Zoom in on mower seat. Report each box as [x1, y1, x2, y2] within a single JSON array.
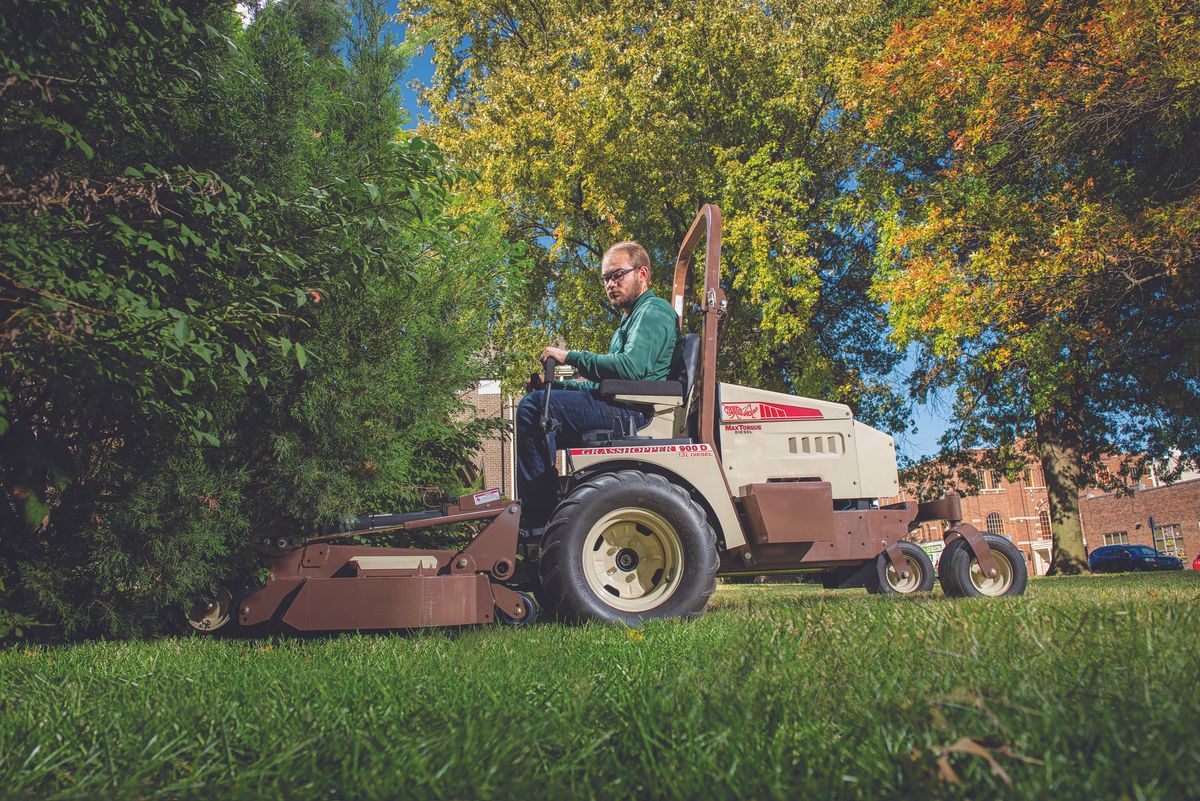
[[580, 333, 701, 444]]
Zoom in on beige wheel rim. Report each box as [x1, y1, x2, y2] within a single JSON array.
[[969, 551, 1015, 596], [885, 556, 924, 593], [186, 586, 232, 632], [582, 507, 684, 612]]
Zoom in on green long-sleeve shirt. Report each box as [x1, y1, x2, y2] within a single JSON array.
[[563, 289, 679, 390]]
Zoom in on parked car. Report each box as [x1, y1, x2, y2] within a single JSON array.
[[1088, 545, 1183, 573], [1192, 553, 1200, 572]]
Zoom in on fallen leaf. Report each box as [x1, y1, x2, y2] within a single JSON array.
[[936, 737, 1012, 787]]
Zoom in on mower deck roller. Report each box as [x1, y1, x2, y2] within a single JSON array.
[[195, 204, 1025, 634]]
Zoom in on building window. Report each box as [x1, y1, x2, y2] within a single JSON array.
[[986, 512, 1004, 536], [1103, 531, 1129, 546], [1153, 523, 1184, 558], [981, 470, 996, 491], [1038, 510, 1052, 540], [1027, 465, 1045, 488]]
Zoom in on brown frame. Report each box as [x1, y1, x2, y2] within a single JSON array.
[[671, 204, 725, 451]]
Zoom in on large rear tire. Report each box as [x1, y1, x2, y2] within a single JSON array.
[[866, 541, 936, 595], [537, 470, 718, 624], [939, 534, 1028, 598]]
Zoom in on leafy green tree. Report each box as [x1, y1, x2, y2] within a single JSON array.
[[402, 0, 905, 425], [0, 0, 522, 636], [850, 0, 1200, 572]]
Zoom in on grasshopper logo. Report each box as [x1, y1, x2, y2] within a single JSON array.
[[721, 402, 824, 421]]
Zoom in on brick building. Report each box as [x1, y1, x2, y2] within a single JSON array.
[[461, 380, 518, 499], [1079, 478, 1200, 564], [900, 458, 1200, 576]]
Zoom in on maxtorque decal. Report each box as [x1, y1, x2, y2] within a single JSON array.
[[569, 444, 711, 456], [722, 402, 823, 422]]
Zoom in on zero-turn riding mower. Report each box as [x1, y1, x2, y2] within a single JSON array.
[[187, 205, 1028, 634]]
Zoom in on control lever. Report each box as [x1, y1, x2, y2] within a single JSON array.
[[539, 358, 561, 467]]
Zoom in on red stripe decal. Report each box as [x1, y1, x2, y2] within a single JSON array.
[[721, 402, 823, 422]]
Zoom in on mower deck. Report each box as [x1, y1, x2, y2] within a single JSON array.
[[236, 491, 532, 632]]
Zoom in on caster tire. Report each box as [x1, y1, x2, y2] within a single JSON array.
[[866, 541, 936, 595], [186, 586, 234, 633], [939, 534, 1028, 598], [496, 591, 539, 626], [537, 470, 718, 624]]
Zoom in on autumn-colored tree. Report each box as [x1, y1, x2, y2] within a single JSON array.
[[852, 0, 1200, 571], [402, 0, 906, 426]]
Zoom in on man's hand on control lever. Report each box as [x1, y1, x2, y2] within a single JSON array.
[[539, 346, 568, 365], [527, 346, 569, 392]]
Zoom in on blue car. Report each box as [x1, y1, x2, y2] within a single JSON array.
[[1088, 544, 1184, 573]]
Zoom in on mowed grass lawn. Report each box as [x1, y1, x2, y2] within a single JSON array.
[[2, 573, 1198, 801]]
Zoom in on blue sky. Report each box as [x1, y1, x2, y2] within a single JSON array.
[[393, 30, 949, 461], [397, 37, 433, 129]]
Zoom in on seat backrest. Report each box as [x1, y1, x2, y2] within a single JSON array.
[[670, 333, 701, 400], [669, 333, 701, 440]]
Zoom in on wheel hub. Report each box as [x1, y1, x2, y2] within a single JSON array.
[[886, 558, 922, 593], [581, 507, 684, 612], [186, 586, 233, 632], [970, 552, 1014, 595], [615, 548, 639, 571]]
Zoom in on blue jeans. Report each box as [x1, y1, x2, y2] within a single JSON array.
[[516, 388, 648, 528]]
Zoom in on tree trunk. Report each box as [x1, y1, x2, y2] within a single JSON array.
[[1035, 409, 1090, 575]]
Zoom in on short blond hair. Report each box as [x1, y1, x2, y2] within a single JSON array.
[[603, 241, 651, 277]]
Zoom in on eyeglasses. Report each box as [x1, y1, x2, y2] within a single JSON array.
[[601, 266, 637, 284]]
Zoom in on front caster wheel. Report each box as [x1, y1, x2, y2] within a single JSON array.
[[866, 541, 936, 595], [537, 470, 718, 624], [939, 534, 1028, 598], [496, 591, 539, 626], [186, 586, 233, 633]]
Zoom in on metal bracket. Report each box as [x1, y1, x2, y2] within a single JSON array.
[[881, 542, 910, 580], [450, 554, 477, 574], [948, 523, 1001, 578], [491, 584, 532, 622], [301, 545, 329, 568]]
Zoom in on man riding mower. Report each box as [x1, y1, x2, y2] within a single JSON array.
[[187, 205, 1027, 634]]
